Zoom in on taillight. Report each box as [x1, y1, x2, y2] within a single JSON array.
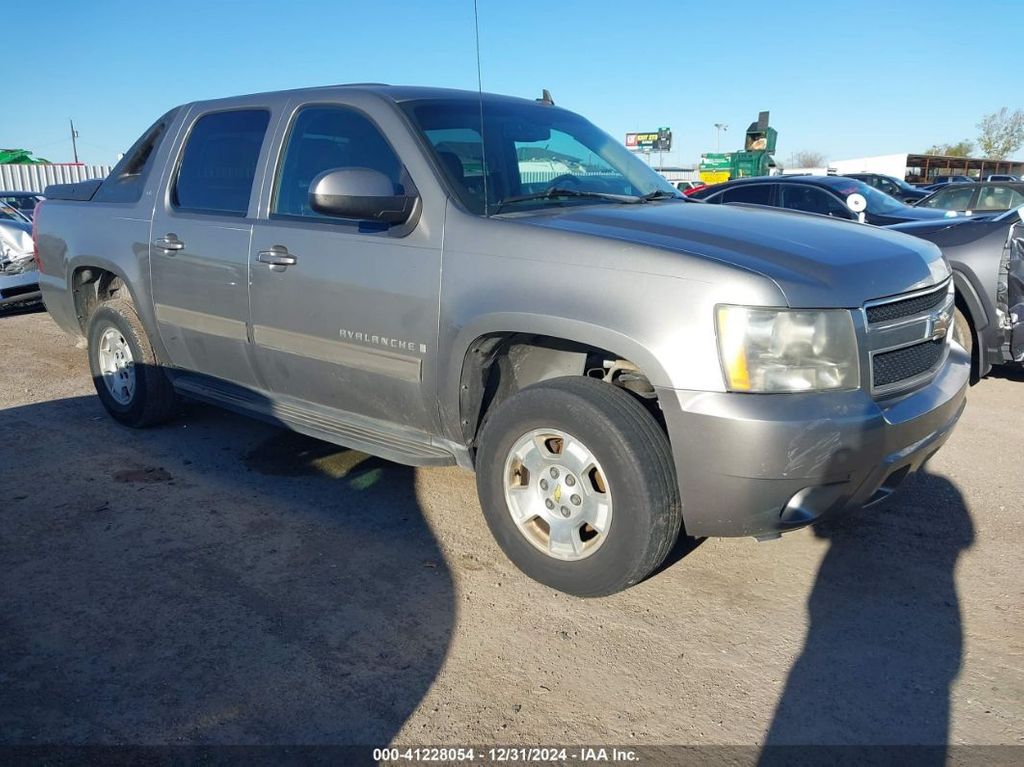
[[31, 200, 43, 273]]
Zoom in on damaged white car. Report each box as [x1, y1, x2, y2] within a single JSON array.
[[0, 216, 40, 310]]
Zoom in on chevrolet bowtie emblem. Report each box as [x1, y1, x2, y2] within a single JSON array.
[[554, 484, 562, 503], [930, 311, 951, 342]]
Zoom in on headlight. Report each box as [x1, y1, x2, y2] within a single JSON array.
[[716, 306, 860, 392]]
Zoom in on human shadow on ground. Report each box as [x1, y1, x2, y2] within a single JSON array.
[[761, 469, 973, 759]]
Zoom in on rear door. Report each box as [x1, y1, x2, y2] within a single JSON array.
[[150, 105, 276, 386], [246, 96, 444, 433]]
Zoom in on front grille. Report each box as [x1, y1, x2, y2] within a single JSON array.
[[872, 339, 945, 388], [866, 286, 947, 324]]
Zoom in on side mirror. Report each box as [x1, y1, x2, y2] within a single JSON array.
[[309, 168, 416, 225]]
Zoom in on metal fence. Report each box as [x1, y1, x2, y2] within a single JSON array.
[[1, 164, 111, 193]]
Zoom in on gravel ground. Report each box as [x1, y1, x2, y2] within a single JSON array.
[[0, 308, 1020, 749]]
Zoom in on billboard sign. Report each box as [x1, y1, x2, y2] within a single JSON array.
[[626, 127, 672, 152]]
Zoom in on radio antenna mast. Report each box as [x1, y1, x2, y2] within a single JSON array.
[[473, 0, 489, 215]]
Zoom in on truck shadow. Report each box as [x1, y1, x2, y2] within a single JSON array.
[[761, 468, 973, 756], [0, 390, 455, 746]]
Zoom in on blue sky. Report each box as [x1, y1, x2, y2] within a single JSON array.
[[8, 0, 1021, 167]]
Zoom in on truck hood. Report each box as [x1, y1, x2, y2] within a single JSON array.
[[517, 201, 948, 307]]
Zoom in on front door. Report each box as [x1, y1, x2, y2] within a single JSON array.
[[248, 101, 442, 433], [150, 107, 273, 387]]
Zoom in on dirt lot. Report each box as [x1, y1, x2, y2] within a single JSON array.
[[1, 308, 1021, 749]]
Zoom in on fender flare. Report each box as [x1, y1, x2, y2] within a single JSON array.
[[951, 265, 997, 378], [440, 312, 674, 444], [951, 266, 989, 332], [66, 255, 170, 363]]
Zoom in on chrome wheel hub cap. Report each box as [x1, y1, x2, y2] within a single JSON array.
[[503, 428, 613, 561], [97, 326, 136, 406]]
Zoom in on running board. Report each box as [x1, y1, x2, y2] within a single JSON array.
[[172, 374, 460, 468]]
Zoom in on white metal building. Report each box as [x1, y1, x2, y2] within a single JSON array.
[[0, 164, 111, 193], [829, 153, 1024, 182]]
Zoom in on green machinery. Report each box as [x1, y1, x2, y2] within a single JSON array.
[[0, 149, 50, 164], [699, 111, 777, 185]]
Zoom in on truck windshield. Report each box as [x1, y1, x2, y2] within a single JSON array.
[[401, 98, 680, 215]]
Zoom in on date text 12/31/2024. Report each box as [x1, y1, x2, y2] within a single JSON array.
[[374, 746, 640, 763]]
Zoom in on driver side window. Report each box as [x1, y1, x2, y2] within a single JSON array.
[[878, 178, 898, 196], [779, 185, 852, 218], [273, 105, 403, 219]]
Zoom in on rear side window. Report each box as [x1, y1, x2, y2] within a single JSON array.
[[273, 105, 403, 219], [974, 186, 1024, 210], [94, 108, 178, 204], [721, 184, 773, 206], [173, 109, 270, 216]]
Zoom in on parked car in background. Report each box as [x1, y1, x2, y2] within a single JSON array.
[[0, 191, 44, 220], [33, 83, 969, 596], [690, 175, 955, 225], [0, 218, 40, 311], [1, 200, 31, 225], [890, 207, 1024, 378], [983, 174, 1020, 182], [680, 182, 706, 196], [930, 175, 975, 186], [846, 173, 928, 203], [673, 180, 703, 192], [916, 182, 1024, 215]]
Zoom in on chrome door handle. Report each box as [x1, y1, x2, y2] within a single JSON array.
[[153, 234, 185, 251], [257, 248, 297, 268]]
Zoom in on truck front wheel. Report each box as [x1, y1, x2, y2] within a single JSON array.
[[86, 298, 177, 427], [475, 377, 683, 597]]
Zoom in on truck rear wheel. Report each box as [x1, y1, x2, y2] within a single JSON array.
[[86, 298, 177, 427], [475, 377, 682, 597]]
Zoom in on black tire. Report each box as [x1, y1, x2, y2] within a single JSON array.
[[86, 297, 177, 427], [475, 376, 682, 597]]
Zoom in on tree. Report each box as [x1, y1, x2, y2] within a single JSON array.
[[976, 107, 1024, 159], [787, 150, 826, 168], [924, 141, 974, 157]]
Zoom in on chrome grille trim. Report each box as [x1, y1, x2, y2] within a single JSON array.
[[862, 279, 954, 397]]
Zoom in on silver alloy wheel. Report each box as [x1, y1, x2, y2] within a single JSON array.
[[97, 325, 136, 406], [503, 428, 613, 561]]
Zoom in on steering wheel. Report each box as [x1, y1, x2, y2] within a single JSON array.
[[544, 173, 583, 190]]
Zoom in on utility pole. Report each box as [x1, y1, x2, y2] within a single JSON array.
[[69, 118, 80, 164], [714, 122, 728, 152]]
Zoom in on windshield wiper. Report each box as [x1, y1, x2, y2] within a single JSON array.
[[640, 190, 684, 201], [493, 187, 643, 214]]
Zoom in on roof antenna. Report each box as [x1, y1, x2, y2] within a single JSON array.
[[473, 0, 489, 216], [537, 89, 555, 106]]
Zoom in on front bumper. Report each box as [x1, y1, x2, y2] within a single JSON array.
[[0, 269, 41, 309], [658, 345, 970, 538]]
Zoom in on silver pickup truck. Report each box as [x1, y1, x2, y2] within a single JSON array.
[[35, 85, 970, 596]]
